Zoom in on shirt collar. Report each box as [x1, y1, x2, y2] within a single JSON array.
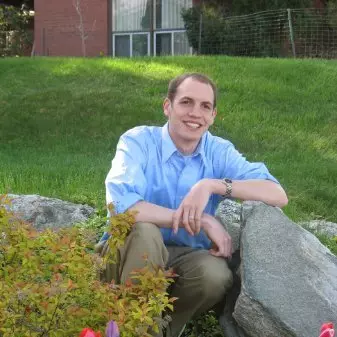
[[161, 122, 207, 166]]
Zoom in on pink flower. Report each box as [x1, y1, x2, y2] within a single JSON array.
[[79, 328, 102, 337], [319, 322, 335, 337], [105, 320, 120, 337]]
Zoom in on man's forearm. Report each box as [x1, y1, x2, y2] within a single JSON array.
[[206, 179, 288, 208], [129, 201, 175, 228], [127, 179, 288, 229]]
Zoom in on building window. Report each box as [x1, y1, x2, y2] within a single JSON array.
[[113, 0, 150, 32], [155, 0, 192, 29], [114, 35, 130, 57], [155, 30, 191, 56], [113, 33, 150, 57], [112, 0, 192, 57]]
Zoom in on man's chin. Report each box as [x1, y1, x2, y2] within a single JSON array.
[[180, 133, 203, 143]]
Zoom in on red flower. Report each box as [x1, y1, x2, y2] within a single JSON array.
[[79, 328, 102, 337], [319, 322, 335, 337]]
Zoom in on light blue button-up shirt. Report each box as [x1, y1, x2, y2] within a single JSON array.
[[103, 123, 279, 249]]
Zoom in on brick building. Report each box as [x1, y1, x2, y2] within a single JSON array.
[[34, 0, 195, 57], [33, 0, 327, 57]]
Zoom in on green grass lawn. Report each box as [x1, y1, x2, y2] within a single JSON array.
[[0, 56, 336, 226]]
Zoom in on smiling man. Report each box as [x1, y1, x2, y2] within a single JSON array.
[[97, 73, 288, 337]]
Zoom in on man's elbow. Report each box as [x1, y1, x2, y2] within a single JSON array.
[[273, 189, 288, 208], [276, 195, 288, 208], [270, 183, 288, 208]]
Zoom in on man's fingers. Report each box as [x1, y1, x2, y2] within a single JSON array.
[[188, 207, 196, 234], [209, 241, 232, 258], [224, 235, 233, 258], [194, 208, 203, 234], [172, 208, 182, 234], [209, 242, 224, 257], [182, 207, 194, 235], [209, 247, 224, 258]]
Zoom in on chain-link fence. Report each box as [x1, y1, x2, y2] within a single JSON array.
[[2, 4, 336, 59], [183, 7, 337, 58]]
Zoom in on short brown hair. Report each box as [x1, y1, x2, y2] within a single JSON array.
[[167, 73, 217, 108]]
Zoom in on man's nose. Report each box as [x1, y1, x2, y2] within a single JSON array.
[[188, 105, 202, 117]]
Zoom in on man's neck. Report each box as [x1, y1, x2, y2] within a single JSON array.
[[170, 134, 200, 155], [176, 142, 198, 155], [166, 124, 203, 155]]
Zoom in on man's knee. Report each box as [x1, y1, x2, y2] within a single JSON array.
[[197, 257, 233, 300], [132, 222, 162, 241], [119, 222, 169, 283]]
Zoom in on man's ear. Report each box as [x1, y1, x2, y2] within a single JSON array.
[[163, 98, 171, 118], [208, 108, 217, 126]]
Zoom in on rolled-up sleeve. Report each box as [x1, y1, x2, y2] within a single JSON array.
[[219, 143, 279, 184], [105, 133, 147, 214]]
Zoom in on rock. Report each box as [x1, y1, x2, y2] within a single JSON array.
[[233, 201, 337, 337], [216, 199, 242, 252], [3, 194, 337, 337], [298, 220, 337, 239], [5, 194, 95, 230], [216, 199, 249, 337], [218, 263, 250, 337]]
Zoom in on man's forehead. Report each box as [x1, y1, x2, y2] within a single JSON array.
[[175, 78, 214, 103]]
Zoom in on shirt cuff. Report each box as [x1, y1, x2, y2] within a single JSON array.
[[239, 163, 280, 185], [111, 192, 144, 214], [249, 172, 279, 185]]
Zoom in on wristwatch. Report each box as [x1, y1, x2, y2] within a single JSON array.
[[222, 178, 233, 198]]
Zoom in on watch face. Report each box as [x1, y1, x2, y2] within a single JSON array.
[[224, 178, 232, 183]]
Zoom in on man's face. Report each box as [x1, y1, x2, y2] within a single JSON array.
[[163, 77, 217, 147]]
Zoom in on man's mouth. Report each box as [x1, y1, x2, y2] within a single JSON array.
[[184, 122, 202, 129]]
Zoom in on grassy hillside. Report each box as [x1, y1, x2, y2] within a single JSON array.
[[0, 56, 336, 225]]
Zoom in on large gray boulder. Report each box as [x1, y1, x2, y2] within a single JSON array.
[[5, 194, 94, 230], [216, 199, 248, 337], [3, 195, 336, 337], [216, 199, 242, 252], [299, 220, 337, 239], [233, 202, 337, 337]]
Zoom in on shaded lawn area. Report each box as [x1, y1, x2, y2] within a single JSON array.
[[0, 56, 336, 226]]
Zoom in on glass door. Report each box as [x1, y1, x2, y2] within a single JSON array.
[[113, 33, 150, 57], [112, 0, 192, 57]]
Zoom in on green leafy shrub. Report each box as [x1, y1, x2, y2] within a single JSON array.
[[313, 233, 337, 256], [0, 195, 175, 337], [181, 6, 276, 57], [182, 2, 336, 58], [182, 310, 225, 337], [0, 5, 33, 57], [74, 207, 108, 248]]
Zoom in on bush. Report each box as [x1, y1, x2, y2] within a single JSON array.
[[0, 5, 33, 57], [181, 6, 277, 57], [0, 195, 175, 337], [181, 2, 337, 58], [182, 310, 225, 337]]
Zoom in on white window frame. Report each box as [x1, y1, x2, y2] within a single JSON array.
[[154, 30, 192, 56], [113, 32, 150, 57]]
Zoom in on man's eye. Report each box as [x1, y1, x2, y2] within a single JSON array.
[[182, 100, 190, 105], [203, 104, 211, 110]]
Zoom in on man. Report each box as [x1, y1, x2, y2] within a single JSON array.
[[97, 73, 288, 337]]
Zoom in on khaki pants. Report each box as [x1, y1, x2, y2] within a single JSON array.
[[95, 222, 233, 337]]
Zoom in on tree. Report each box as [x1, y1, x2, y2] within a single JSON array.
[[0, 0, 33, 10], [73, 0, 96, 57]]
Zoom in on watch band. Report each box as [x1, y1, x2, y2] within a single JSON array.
[[222, 178, 233, 197]]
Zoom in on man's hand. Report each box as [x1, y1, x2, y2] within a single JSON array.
[[201, 214, 233, 259], [172, 179, 212, 235]]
